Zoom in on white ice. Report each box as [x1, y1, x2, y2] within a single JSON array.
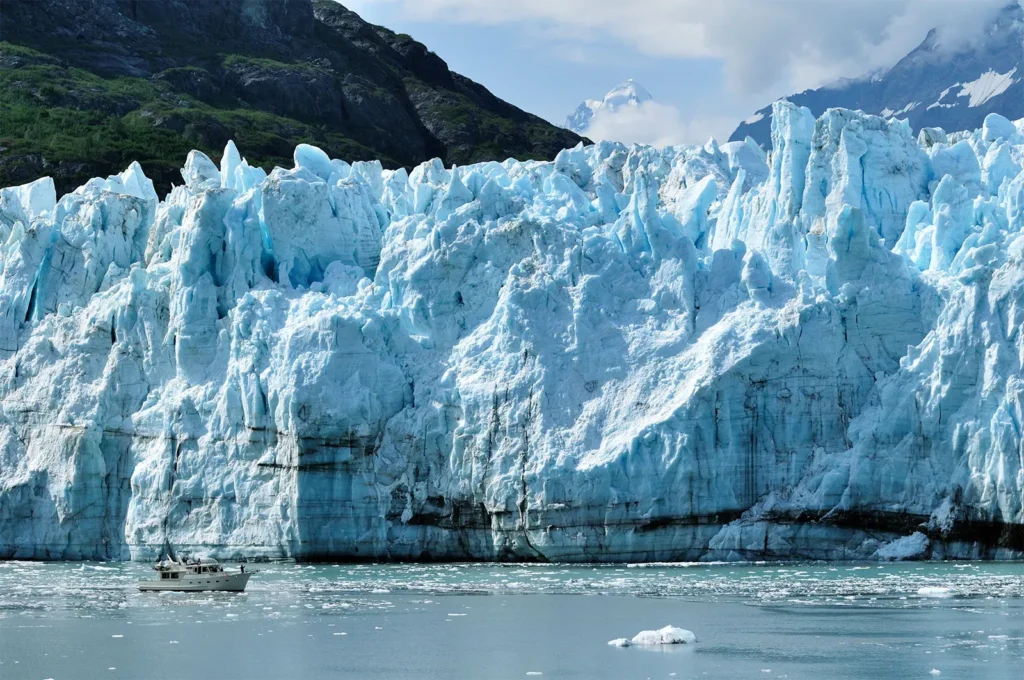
[[0, 102, 1022, 562], [917, 587, 954, 599], [629, 626, 697, 646], [874, 532, 930, 561]]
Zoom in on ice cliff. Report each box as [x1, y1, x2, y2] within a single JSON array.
[[1, 103, 1023, 562]]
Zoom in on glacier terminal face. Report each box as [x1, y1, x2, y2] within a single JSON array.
[[1, 105, 1023, 562]]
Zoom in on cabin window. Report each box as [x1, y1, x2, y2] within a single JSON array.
[[171, 573, 179, 579], [161, 573, 169, 580]]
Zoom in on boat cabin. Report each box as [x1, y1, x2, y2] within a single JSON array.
[[154, 559, 227, 579]]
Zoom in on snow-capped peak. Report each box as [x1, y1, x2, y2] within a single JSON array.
[[601, 79, 654, 108], [564, 80, 654, 134]]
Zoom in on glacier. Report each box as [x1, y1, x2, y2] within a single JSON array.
[[0, 102, 1022, 562]]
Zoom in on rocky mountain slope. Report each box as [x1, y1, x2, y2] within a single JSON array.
[[731, 3, 1023, 145], [0, 0, 583, 195], [1, 101, 1022, 561]]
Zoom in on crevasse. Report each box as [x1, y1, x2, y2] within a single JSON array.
[[0, 103, 1022, 562]]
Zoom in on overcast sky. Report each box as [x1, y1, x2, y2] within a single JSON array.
[[345, 0, 1013, 145]]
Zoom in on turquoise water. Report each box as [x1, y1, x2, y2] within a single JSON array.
[[1, 561, 1022, 679]]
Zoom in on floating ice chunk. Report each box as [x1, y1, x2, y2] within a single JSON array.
[[630, 626, 697, 645], [929, 669, 941, 676], [607, 638, 632, 647], [917, 587, 953, 598]]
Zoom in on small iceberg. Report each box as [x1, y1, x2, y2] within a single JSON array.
[[917, 586, 953, 598], [632, 626, 697, 645], [609, 625, 697, 647]]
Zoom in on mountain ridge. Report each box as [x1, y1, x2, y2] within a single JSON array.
[[731, 3, 1023, 145]]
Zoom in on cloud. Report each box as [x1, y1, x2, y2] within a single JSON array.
[[347, 0, 1013, 93], [584, 101, 736, 147]]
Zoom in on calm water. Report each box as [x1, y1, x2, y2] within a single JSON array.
[[1, 561, 1022, 680]]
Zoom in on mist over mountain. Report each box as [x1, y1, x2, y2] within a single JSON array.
[[731, 3, 1023, 145]]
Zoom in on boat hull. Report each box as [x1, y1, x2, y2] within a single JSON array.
[[138, 571, 252, 592]]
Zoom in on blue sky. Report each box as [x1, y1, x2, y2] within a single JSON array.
[[347, 2, 731, 130], [344, 0, 1012, 145], [345, 1, 750, 142]]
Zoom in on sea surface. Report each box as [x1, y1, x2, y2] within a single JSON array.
[[0, 561, 1022, 679]]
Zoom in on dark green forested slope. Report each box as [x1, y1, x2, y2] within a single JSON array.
[[0, 0, 584, 195]]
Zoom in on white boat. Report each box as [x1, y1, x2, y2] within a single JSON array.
[[138, 557, 253, 592]]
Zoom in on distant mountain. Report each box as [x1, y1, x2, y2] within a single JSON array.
[[564, 80, 654, 134], [731, 3, 1023, 145], [0, 0, 584, 195]]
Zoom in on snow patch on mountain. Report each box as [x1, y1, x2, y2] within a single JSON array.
[[882, 102, 920, 118], [957, 67, 1019, 107]]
